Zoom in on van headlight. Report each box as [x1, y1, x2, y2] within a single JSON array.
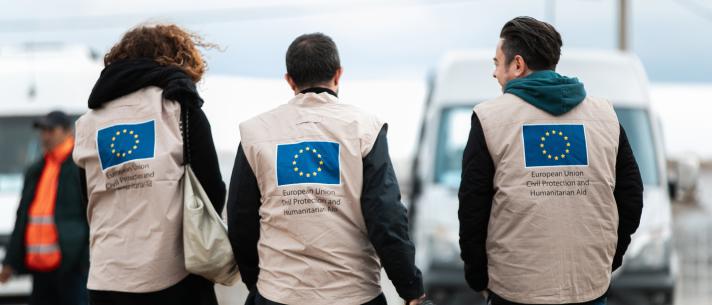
[[624, 226, 671, 271]]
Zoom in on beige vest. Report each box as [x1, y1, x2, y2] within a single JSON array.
[[73, 87, 187, 292], [474, 93, 619, 303], [239, 92, 384, 305]]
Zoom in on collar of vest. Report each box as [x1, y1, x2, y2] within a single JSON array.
[[290, 87, 339, 105], [299, 87, 338, 97]]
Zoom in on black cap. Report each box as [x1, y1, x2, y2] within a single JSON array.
[[33, 111, 72, 129]]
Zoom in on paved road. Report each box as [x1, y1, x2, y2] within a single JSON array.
[[673, 169, 712, 305]]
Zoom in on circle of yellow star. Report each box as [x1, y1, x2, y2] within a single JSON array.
[[110, 129, 139, 158], [540, 130, 572, 162], [292, 145, 325, 178]]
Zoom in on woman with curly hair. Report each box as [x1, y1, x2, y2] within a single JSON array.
[[72, 24, 225, 305]]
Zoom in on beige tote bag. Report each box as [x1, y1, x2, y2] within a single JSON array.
[[183, 164, 240, 285]]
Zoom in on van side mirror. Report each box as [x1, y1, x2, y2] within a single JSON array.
[[667, 154, 700, 202]]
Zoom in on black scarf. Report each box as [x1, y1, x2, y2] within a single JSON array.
[[88, 58, 204, 110]]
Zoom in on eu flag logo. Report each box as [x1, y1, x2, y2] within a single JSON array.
[[522, 124, 588, 168], [97, 120, 156, 171], [276, 141, 340, 186]]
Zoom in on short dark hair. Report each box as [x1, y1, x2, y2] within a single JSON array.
[[286, 33, 341, 88], [500, 16, 562, 71]]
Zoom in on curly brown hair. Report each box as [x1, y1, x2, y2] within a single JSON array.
[[104, 24, 214, 82]]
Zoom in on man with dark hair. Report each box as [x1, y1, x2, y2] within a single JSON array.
[[0, 111, 89, 305], [285, 33, 342, 89], [228, 33, 429, 305], [458, 16, 643, 305]]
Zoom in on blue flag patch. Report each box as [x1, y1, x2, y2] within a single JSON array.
[[276, 141, 340, 186], [97, 120, 156, 171], [522, 124, 588, 167]]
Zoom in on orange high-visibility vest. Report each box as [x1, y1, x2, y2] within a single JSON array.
[[25, 137, 74, 272]]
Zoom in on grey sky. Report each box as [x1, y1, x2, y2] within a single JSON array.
[[1, 0, 711, 83]]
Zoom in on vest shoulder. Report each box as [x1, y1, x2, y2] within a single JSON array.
[[333, 103, 383, 125], [238, 104, 291, 140], [580, 96, 618, 121], [239, 103, 384, 140], [583, 95, 615, 109], [474, 94, 521, 115], [77, 87, 165, 119], [122, 86, 164, 102], [337, 103, 385, 143]]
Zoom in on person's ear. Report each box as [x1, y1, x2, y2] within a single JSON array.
[[285, 73, 299, 94], [332, 68, 343, 87], [513, 55, 528, 77]]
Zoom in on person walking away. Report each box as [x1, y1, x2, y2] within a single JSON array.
[[72, 24, 226, 305], [458, 16, 644, 305], [228, 33, 429, 305]]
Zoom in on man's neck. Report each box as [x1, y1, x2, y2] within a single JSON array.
[[299, 87, 338, 97]]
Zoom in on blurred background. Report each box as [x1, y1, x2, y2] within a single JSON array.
[[0, 0, 710, 304]]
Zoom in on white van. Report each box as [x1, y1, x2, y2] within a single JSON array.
[[410, 50, 677, 305], [0, 44, 100, 299]]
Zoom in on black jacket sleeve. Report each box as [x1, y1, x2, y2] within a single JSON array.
[[361, 125, 424, 301], [226, 143, 262, 291], [612, 125, 644, 271], [457, 112, 495, 292], [184, 105, 227, 213], [79, 168, 88, 210]]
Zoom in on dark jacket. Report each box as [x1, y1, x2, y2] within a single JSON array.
[[5, 157, 90, 275], [227, 89, 424, 301]]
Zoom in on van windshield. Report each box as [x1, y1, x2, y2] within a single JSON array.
[[0, 117, 43, 193], [434, 105, 660, 188]]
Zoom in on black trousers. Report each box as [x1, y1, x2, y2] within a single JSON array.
[[246, 290, 388, 305], [88, 274, 217, 305], [30, 269, 89, 305]]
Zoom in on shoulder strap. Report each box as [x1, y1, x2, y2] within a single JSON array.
[[181, 102, 191, 165]]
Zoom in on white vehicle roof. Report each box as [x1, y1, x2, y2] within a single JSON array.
[[0, 44, 102, 116], [432, 49, 651, 108], [651, 83, 712, 158]]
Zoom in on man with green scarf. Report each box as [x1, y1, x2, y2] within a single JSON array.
[[458, 17, 643, 305]]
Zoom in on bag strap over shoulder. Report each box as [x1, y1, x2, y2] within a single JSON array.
[[180, 102, 192, 165]]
